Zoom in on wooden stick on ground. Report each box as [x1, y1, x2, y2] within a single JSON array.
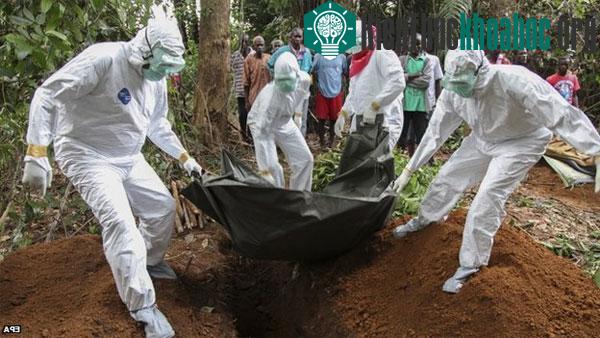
[[181, 194, 205, 229], [197, 210, 205, 229], [0, 201, 12, 229], [180, 193, 192, 230], [177, 181, 194, 230], [182, 197, 198, 229], [170, 181, 184, 233]]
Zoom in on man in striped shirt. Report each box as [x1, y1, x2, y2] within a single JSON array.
[[230, 33, 253, 141]]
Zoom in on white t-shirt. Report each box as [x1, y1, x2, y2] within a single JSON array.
[[425, 53, 443, 110]]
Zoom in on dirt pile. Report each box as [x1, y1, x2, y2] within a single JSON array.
[[1, 210, 599, 337], [328, 211, 600, 337], [229, 210, 600, 337], [0, 234, 237, 338]]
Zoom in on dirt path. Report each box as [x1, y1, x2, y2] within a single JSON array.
[[1, 164, 599, 337]]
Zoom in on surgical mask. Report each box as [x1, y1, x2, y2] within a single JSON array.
[[274, 73, 298, 93], [441, 63, 482, 98], [143, 46, 185, 81]]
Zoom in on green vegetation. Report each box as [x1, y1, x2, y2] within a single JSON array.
[[543, 234, 600, 286], [312, 147, 441, 216]]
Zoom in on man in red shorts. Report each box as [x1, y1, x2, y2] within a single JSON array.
[[312, 52, 348, 149]]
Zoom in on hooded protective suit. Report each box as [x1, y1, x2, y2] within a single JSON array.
[[247, 52, 313, 191], [339, 49, 405, 151], [22, 17, 194, 337], [393, 48, 600, 293]]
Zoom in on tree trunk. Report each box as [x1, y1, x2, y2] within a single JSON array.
[[193, 0, 230, 148], [172, 0, 189, 48]]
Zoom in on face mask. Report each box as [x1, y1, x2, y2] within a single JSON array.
[[142, 67, 166, 81], [274, 74, 298, 93], [441, 62, 483, 98], [143, 45, 186, 81], [441, 72, 477, 98]]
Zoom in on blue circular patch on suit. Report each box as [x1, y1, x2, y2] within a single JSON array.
[[117, 88, 131, 105]]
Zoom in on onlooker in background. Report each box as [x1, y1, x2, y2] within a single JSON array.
[[230, 33, 253, 141], [271, 39, 283, 54], [398, 34, 433, 156], [487, 50, 511, 65], [268, 28, 312, 74], [423, 47, 443, 120], [545, 56, 586, 167], [546, 56, 580, 107], [513, 49, 534, 72], [311, 53, 347, 149], [268, 28, 313, 136], [243, 35, 271, 142]]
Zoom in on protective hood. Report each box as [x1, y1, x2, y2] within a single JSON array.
[[273, 52, 300, 93], [444, 46, 491, 95], [274, 52, 300, 79], [128, 17, 185, 74]]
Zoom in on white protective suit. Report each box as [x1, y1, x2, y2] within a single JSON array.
[[247, 52, 314, 191], [342, 49, 405, 150], [24, 18, 192, 335], [395, 48, 600, 292]]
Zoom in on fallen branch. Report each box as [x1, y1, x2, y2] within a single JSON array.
[[0, 201, 12, 228], [171, 181, 184, 233], [195, 213, 202, 229], [181, 192, 192, 230], [69, 216, 95, 237]]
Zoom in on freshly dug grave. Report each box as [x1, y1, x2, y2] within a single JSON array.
[[1, 210, 599, 337], [229, 210, 600, 337]]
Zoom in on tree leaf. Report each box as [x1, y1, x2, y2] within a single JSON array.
[[16, 49, 31, 60], [3, 33, 33, 60], [36, 13, 46, 25], [91, 0, 106, 10], [9, 15, 32, 26], [41, 0, 53, 13], [46, 30, 68, 41], [46, 5, 61, 31], [593, 269, 600, 289], [31, 49, 48, 68], [117, 7, 127, 25], [73, 4, 85, 25], [22, 8, 35, 21]]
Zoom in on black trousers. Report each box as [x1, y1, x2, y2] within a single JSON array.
[[399, 111, 429, 147], [237, 97, 249, 138]]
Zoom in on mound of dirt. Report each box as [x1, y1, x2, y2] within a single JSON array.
[[0, 234, 237, 337], [1, 210, 599, 337], [228, 210, 600, 337], [330, 211, 600, 337]]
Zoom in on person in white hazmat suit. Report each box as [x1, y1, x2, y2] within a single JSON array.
[[334, 21, 405, 151], [21, 17, 203, 338], [247, 52, 314, 191], [392, 47, 600, 294]]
